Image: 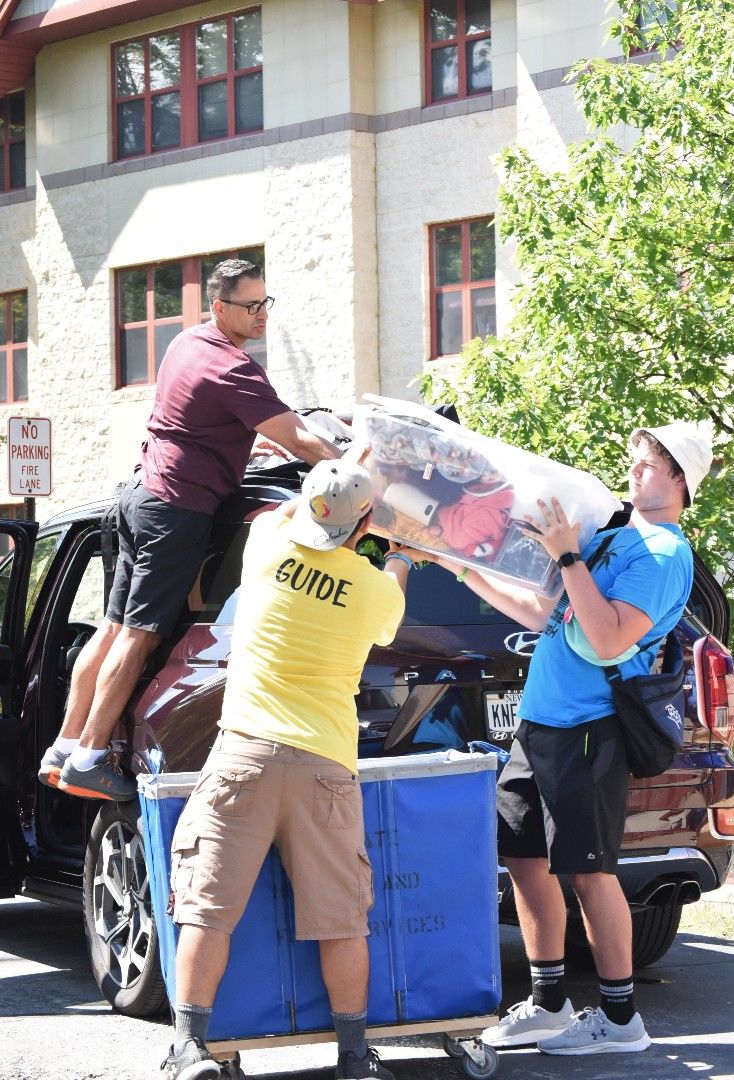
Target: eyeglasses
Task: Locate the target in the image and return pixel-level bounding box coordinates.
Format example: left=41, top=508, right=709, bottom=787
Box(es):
left=222, top=296, right=275, bottom=315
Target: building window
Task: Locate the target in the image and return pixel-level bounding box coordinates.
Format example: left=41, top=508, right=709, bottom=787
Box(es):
left=0, top=92, right=26, bottom=191
left=426, top=1, right=491, bottom=104
left=430, top=217, right=495, bottom=358
left=113, top=7, right=263, bottom=160
left=116, top=247, right=265, bottom=387
left=0, top=292, right=28, bottom=401
left=636, top=1, right=678, bottom=46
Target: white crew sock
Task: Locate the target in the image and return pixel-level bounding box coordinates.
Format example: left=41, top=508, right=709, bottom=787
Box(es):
left=69, top=746, right=107, bottom=771
left=53, top=737, right=79, bottom=754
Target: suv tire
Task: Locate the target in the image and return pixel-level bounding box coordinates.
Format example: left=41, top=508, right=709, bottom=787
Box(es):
left=83, top=800, right=167, bottom=1016
left=565, top=901, right=683, bottom=970
left=629, top=902, right=683, bottom=968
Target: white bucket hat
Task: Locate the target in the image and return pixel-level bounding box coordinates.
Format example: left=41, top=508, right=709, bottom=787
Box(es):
left=631, top=421, right=713, bottom=505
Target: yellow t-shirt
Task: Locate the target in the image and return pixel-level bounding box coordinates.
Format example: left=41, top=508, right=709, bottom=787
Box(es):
left=219, top=509, right=405, bottom=772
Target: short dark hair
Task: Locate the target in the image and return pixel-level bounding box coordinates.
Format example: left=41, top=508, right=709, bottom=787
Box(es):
left=631, top=429, right=689, bottom=506
left=206, top=259, right=262, bottom=306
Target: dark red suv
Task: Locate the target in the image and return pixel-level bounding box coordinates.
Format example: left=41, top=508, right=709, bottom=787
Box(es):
left=0, top=464, right=732, bottom=1018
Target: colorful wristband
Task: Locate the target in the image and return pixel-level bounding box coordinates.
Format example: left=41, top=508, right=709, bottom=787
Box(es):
left=384, top=552, right=413, bottom=571
left=456, top=567, right=469, bottom=583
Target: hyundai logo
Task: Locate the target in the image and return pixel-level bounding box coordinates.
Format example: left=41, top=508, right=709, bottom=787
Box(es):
left=503, top=631, right=540, bottom=657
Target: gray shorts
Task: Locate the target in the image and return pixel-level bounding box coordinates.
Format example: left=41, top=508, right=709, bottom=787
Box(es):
left=170, top=731, right=374, bottom=939
left=105, top=476, right=212, bottom=636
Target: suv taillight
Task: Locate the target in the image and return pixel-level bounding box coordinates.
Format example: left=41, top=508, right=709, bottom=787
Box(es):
left=694, top=635, right=734, bottom=747
left=711, top=806, right=734, bottom=838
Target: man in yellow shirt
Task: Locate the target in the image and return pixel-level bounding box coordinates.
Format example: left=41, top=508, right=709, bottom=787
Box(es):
left=162, top=459, right=411, bottom=1080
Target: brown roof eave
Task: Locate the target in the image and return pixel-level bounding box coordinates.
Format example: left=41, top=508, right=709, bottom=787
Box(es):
left=0, top=40, right=36, bottom=94
left=3, top=0, right=198, bottom=47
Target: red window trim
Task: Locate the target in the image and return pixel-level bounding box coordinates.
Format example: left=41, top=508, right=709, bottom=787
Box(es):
left=428, top=216, right=495, bottom=361
left=115, top=248, right=265, bottom=388
left=194, top=14, right=264, bottom=143
left=111, top=6, right=262, bottom=162
left=630, top=8, right=679, bottom=55
left=424, top=0, right=492, bottom=105
left=0, top=290, right=29, bottom=403
left=111, top=31, right=185, bottom=159
left=1, top=92, right=26, bottom=192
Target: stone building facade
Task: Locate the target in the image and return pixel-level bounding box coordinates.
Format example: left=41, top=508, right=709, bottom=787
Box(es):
left=0, top=0, right=626, bottom=519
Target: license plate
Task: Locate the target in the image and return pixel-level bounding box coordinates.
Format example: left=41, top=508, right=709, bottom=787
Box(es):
left=484, top=690, right=522, bottom=737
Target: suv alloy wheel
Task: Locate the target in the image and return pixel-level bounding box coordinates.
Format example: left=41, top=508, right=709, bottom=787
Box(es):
left=83, top=801, right=167, bottom=1015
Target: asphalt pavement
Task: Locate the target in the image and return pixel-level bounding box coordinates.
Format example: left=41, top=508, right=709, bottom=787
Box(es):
left=0, top=888, right=732, bottom=1080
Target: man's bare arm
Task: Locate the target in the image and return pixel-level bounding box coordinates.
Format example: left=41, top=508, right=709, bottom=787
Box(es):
left=255, top=411, right=342, bottom=465
left=394, top=547, right=558, bottom=631
left=522, top=497, right=652, bottom=658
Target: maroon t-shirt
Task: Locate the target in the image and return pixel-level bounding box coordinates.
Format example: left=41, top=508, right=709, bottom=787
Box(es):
left=139, top=322, right=290, bottom=514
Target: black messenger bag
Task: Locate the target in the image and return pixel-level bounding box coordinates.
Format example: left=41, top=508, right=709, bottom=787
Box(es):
left=583, top=531, right=687, bottom=779
left=603, top=633, right=686, bottom=779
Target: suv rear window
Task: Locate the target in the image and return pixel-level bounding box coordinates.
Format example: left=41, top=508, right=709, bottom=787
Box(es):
left=404, top=562, right=511, bottom=626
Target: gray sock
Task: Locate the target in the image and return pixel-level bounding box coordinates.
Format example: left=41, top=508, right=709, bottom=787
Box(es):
left=333, top=1010, right=368, bottom=1058
left=174, top=1001, right=212, bottom=1054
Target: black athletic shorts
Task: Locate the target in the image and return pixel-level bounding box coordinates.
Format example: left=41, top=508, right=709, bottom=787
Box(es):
left=106, top=476, right=213, bottom=637
left=496, top=715, right=630, bottom=875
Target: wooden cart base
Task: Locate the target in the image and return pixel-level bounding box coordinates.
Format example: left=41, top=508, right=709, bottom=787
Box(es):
left=209, top=1015, right=500, bottom=1080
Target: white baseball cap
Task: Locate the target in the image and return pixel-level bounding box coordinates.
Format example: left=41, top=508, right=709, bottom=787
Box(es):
left=290, top=459, right=373, bottom=550
left=631, top=421, right=713, bottom=505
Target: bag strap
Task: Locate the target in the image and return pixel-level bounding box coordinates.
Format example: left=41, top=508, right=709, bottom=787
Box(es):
left=100, top=500, right=119, bottom=610
left=604, top=634, right=667, bottom=684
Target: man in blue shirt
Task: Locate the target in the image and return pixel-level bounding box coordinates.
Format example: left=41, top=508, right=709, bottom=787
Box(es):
left=439, top=422, right=712, bottom=1056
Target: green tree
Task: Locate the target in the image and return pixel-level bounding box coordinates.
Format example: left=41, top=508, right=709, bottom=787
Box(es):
left=423, top=0, right=734, bottom=615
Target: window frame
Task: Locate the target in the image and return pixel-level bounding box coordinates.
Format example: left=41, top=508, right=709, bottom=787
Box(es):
left=111, top=6, right=263, bottom=161
left=0, top=291, right=29, bottom=403
left=0, top=91, right=26, bottom=192
left=424, top=0, right=492, bottom=106
left=632, top=1, right=679, bottom=52
left=111, top=30, right=185, bottom=159
left=115, top=247, right=265, bottom=388
left=428, top=215, right=496, bottom=360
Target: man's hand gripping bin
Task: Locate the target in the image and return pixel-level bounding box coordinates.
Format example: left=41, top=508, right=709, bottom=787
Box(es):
left=354, top=395, right=623, bottom=597
left=138, top=751, right=501, bottom=1043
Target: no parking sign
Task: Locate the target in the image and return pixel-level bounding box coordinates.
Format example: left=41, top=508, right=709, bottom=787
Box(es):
left=7, top=416, right=52, bottom=496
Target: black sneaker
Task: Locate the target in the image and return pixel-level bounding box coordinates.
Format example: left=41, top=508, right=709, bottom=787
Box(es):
left=335, top=1047, right=395, bottom=1080
left=160, top=1038, right=221, bottom=1079
left=57, top=751, right=137, bottom=801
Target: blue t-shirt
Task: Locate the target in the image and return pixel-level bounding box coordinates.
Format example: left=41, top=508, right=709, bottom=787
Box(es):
left=518, top=521, right=693, bottom=728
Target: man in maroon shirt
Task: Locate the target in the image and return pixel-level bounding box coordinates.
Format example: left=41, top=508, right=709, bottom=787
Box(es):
left=39, top=259, right=341, bottom=801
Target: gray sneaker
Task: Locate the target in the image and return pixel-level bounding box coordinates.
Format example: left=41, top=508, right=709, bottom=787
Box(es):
left=538, top=1006, right=652, bottom=1055
left=483, top=995, right=574, bottom=1048
left=57, top=751, right=137, bottom=801
left=38, top=746, right=69, bottom=788
left=160, top=1038, right=221, bottom=1079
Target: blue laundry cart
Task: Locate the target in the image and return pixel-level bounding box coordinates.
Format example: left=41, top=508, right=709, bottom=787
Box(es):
left=139, top=750, right=502, bottom=1079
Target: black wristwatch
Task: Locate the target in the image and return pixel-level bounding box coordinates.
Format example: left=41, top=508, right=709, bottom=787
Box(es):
left=558, top=551, right=583, bottom=568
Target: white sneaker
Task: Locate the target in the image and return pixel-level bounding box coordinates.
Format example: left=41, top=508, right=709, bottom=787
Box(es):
left=538, top=1006, right=652, bottom=1055
left=483, top=996, right=574, bottom=1048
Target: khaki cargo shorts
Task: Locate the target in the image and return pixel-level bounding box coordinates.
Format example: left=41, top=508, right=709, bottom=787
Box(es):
left=170, top=730, right=374, bottom=939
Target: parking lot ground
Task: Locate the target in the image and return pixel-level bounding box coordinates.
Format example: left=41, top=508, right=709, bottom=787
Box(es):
left=1, top=892, right=732, bottom=1080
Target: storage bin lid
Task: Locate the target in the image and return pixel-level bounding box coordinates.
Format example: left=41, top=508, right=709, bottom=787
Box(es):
left=138, top=749, right=497, bottom=800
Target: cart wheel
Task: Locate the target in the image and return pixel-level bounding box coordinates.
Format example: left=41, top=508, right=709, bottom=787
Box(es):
left=442, top=1034, right=466, bottom=1060
left=219, top=1052, right=246, bottom=1079
left=219, top=1064, right=246, bottom=1080
left=461, top=1045, right=498, bottom=1080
